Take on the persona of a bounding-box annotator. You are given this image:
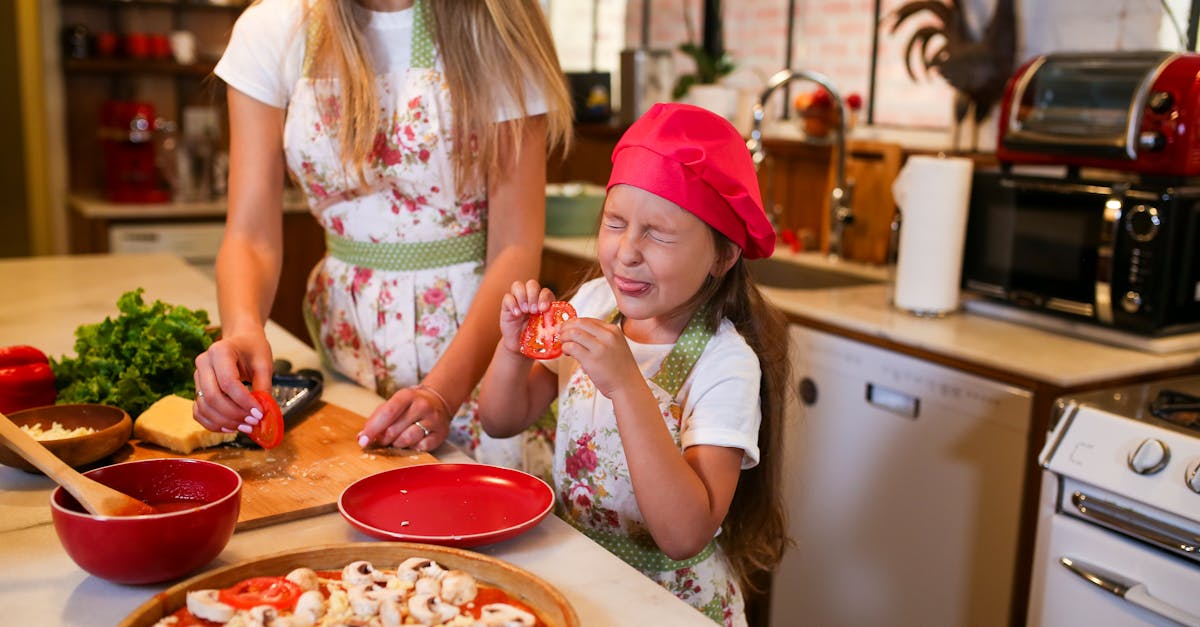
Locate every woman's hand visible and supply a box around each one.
[499,280,555,354]
[192,330,275,434]
[560,317,643,399]
[356,385,451,452]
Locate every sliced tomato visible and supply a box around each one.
[248,389,285,449]
[218,576,302,610]
[519,301,577,360]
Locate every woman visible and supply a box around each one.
[192,0,572,467]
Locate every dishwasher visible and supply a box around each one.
[770,325,1033,626]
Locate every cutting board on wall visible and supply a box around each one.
[119,402,438,530]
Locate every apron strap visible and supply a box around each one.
[604,306,713,398]
[302,0,435,76]
[649,308,713,398]
[411,0,435,69]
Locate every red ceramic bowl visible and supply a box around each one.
[51,458,242,585]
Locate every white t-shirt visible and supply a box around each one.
[545,278,764,468]
[214,0,547,118]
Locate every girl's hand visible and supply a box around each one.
[499,280,555,354]
[192,330,275,435]
[560,317,643,399]
[356,385,450,452]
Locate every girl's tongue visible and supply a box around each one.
[614,276,651,296]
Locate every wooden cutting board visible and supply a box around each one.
[117,401,437,530]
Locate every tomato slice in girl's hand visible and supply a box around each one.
[248,389,285,449]
[218,576,302,610]
[519,301,577,359]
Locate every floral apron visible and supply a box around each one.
[284,0,533,466]
[553,311,747,626]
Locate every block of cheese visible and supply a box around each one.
[134,394,237,454]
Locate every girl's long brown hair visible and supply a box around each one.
[304,0,572,189]
[698,243,792,593]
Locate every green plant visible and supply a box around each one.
[672,42,735,100]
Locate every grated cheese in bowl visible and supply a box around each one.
[20,422,97,440]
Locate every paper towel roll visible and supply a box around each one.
[891,155,974,315]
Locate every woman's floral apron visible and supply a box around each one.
[283,0,539,467]
[553,311,748,626]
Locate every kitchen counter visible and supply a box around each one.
[543,236,1200,388]
[0,253,707,626]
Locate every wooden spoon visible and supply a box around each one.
[0,411,157,516]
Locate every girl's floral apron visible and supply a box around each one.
[553,311,748,626]
[283,0,539,467]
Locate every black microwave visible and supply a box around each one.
[961,170,1200,335]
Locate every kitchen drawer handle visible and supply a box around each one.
[1071,492,1200,559]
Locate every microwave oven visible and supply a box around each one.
[961,170,1200,335]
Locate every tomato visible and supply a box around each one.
[218,576,302,610]
[519,301,576,360]
[248,389,285,449]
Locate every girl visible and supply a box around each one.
[192,0,571,469]
[478,103,791,626]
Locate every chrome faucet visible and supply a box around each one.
[747,69,855,260]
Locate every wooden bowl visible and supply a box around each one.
[0,404,132,473]
[119,542,579,627]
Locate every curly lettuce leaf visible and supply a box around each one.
[50,288,219,417]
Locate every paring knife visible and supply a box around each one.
[1060,556,1200,627]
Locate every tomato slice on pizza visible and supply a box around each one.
[217,576,302,610]
[519,301,576,360]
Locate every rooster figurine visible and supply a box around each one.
[888,0,1017,151]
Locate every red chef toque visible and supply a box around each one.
[607,102,774,259]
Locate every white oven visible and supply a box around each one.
[1028,377,1200,626]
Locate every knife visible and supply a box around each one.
[1060,556,1200,627]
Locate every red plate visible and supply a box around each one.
[338,463,554,548]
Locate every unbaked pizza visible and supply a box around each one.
[153,557,541,627]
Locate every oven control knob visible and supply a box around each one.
[1125,205,1160,242]
[1187,460,1200,494]
[1148,91,1175,114]
[1128,438,1170,475]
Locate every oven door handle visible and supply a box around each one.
[1060,557,1200,627]
[1071,491,1200,557]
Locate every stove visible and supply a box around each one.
[1028,376,1200,626]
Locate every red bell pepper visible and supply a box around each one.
[0,345,57,414]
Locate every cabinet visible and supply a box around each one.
[772,324,1033,626]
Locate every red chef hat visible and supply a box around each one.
[607,102,774,259]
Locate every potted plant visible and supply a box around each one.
[671,1,738,120]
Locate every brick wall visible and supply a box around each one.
[549,0,1184,135]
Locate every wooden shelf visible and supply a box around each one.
[62,57,217,77]
[60,0,247,11]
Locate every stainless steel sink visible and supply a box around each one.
[746,256,884,290]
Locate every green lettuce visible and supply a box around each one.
[50,288,219,417]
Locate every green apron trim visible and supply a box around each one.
[649,307,712,397]
[411,0,434,69]
[326,231,485,271]
[566,516,717,572]
[302,0,434,76]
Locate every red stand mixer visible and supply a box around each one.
[99,101,170,203]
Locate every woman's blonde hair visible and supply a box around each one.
[304,0,572,189]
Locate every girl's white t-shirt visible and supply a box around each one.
[545,278,764,468]
[214,0,547,118]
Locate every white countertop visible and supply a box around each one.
[543,236,1200,388]
[69,192,310,220]
[0,253,706,626]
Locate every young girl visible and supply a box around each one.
[478,103,790,626]
[193,0,571,469]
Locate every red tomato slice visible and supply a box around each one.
[519,301,576,360]
[218,576,302,610]
[248,389,285,449]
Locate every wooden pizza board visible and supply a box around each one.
[115,401,438,530]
